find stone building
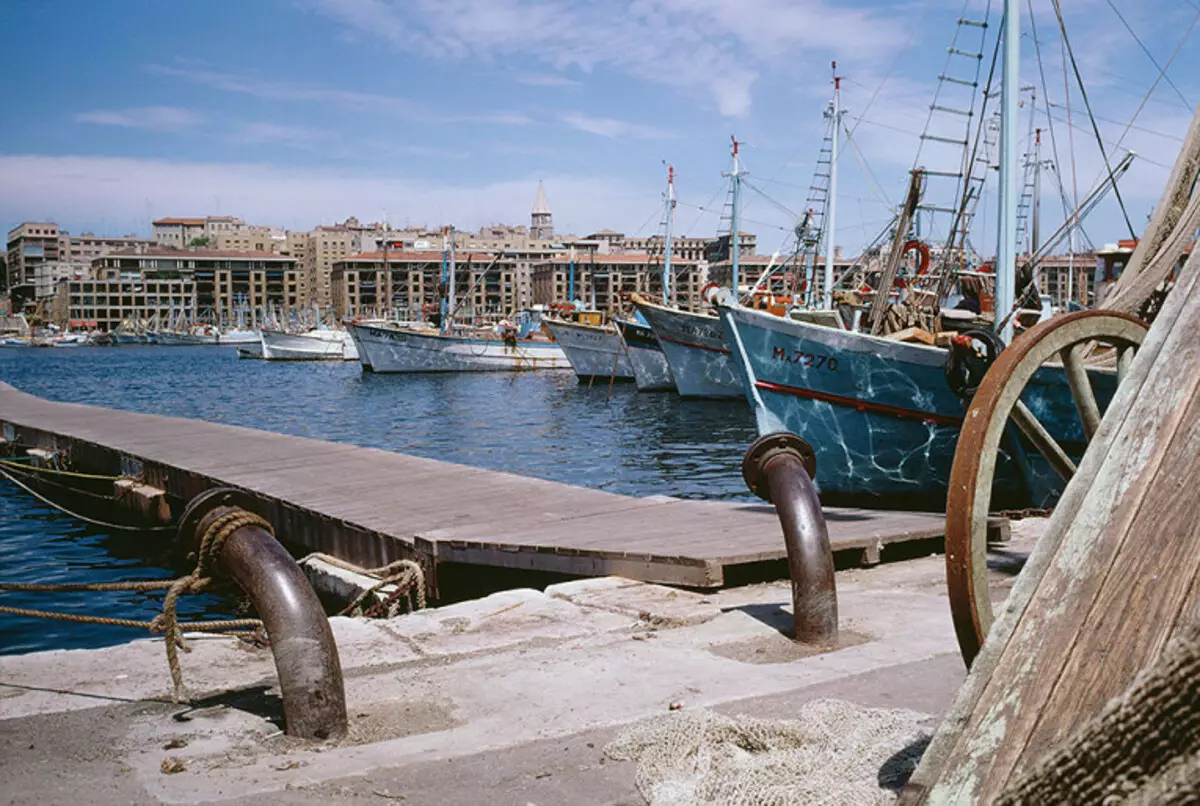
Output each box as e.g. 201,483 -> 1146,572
331,250 -> 522,321
91,249 -> 300,328
530,181 -> 553,240
531,253 -> 706,314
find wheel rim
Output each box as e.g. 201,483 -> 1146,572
946,310 -> 1147,667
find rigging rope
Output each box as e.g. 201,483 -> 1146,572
0,465 -> 176,533
1051,0 -> 1137,239
1103,0 -> 1192,109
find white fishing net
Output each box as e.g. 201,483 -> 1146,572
605,698 -> 931,806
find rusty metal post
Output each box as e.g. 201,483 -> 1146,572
177,488 -> 348,740
742,432 -> 838,645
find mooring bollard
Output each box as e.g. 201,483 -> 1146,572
177,488 -> 348,740
741,432 -> 838,645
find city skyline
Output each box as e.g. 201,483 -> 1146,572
2,0 -> 1198,256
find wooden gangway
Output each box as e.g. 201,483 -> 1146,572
0,382 -> 957,595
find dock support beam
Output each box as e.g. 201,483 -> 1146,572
178,488 -> 348,740
742,433 -> 838,645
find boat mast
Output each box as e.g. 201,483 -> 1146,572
662,164 -> 676,305
1032,127 -> 1042,257
569,244 -> 576,303
996,0 -> 1019,342
440,227 -> 449,329
726,137 -> 743,299
823,61 -> 841,310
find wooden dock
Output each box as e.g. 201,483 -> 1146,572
0,382 -> 960,595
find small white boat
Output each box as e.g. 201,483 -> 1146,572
260,328 -> 354,361
157,327 -> 220,346
542,318 -> 634,382
219,328 -> 261,345
349,322 -> 569,373
1,337 -> 31,348
54,333 -> 88,348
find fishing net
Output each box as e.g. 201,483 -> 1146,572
605,698 -> 931,806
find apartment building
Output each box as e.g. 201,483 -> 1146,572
707,252 -> 856,298
93,249 -> 300,327
331,250 -> 519,321
63,276 -> 196,332
7,223 -> 64,305
152,216 -> 247,247
68,232 -> 157,262
531,253 -> 706,314
304,217 -> 384,309
214,226 -> 288,254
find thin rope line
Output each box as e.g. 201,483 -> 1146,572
1103,0 -> 1191,109
0,467 -> 176,533
1052,0 -> 1137,239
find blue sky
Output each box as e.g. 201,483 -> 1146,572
2,0 -> 1197,256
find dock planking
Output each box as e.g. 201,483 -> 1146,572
1,381 -> 954,595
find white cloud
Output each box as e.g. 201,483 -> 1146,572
75,106 -> 201,132
230,122 -> 330,147
147,64 -> 534,126
0,154 -> 665,238
301,0 -> 901,117
562,113 -> 674,141
516,73 -> 581,88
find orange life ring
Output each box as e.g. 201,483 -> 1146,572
903,239 -> 931,275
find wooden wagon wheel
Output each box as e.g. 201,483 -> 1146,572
946,310 -> 1148,667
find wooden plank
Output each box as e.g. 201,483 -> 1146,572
906,252 -> 1200,803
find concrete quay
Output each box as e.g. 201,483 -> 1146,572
0,523 -> 1041,804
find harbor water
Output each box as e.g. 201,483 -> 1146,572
0,346 -> 757,653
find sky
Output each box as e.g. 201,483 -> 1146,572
2,0 -> 1198,257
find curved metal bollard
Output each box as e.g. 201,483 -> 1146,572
177,488 -> 348,740
742,432 -> 838,645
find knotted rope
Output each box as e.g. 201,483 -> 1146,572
302,553 -> 426,618
151,510 -> 274,702
0,510 -> 273,703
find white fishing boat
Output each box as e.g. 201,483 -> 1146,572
615,318 -> 674,391
1,337 -> 32,348
237,342 -> 264,359
636,145 -> 749,399
349,322 -> 568,373
157,328 -> 220,346
260,328 -> 355,361
220,328 -> 261,345
542,317 -> 634,382
349,228 -> 568,373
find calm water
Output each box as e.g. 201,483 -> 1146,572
0,346 -> 757,654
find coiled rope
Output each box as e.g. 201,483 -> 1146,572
301,552 -> 426,618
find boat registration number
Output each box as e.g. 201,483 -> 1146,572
383,332 -> 407,342
772,346 -> 838,371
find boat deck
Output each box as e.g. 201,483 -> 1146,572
0,382 -> 966,595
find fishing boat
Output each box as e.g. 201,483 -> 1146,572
615,317 -> 673,391
220,328 -> 261,345
157,328 -> 220,346
718,8 -> 1127,508
348,228 -> 569,373
260,328 -> 355,361
542,314 -> 634,383
1,337 -> 31,348
635,145 -> 749,399
350,321 -> 568,373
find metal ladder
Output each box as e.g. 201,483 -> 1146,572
911,8 -> 993,254
796,113 -> 836,304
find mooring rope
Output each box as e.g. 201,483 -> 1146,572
0,510 -> 274,703
301,552 -> 426,617
0,464 -> 176,533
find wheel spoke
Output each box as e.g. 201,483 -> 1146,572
1061,343 -> 1102,441
1010,400 -> 1077,482
1117,345 -> 1136,385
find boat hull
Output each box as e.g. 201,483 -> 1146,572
634,300 -> 742,398
615,319 -> 674,391
260,329 -> 348,361
719,304 -> 1109,509
157,331 -> 219,346
349,323 -> 571,373
543,320 -> 634,381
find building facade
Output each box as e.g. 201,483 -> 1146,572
331,250 -> 520,321
152,216 -> 248,248
531,253 -> 706,314
7,223 -> 64,305
62,277 -> 196,332
94,249 -> 300,328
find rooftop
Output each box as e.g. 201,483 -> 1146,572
338,250 -> 505,263
105,248 -> 296,260
152,217 -> 206,226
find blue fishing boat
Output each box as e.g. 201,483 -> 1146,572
615,317 -> 673,391
718,304 -> 1112,508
